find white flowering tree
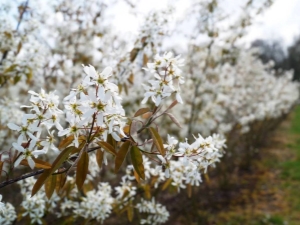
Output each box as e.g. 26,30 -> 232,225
0,0 -> 298,224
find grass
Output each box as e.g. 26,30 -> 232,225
278,106 -> 300,224
203,105 -> 300,225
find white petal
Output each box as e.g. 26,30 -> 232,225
12,143 -> 25,152
111,132 -> 120,141
27,157 -> 35,169
58,128 -> 70,136
14,155 -> 25,168
7,123 -> 20,131
176,93 -> 183,104
101,67 -> 112,77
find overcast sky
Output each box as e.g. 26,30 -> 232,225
109,0 -> 300,47
3,0 -> 300,47
245,0 -> 300,46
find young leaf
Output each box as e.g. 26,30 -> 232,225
165,112 -> 182,128
44,174 -> 57,199
133,169 -> 141,183
76,151 -> 89,190
130,48 -> 139,62
162,178 -> 172,191
130,146 -> 145,180
165,100 -> 178,112
98,141 -> 117,156
58,135 -> 74,150
149,127 -> 165,156
134,108 -> 150,117
31,169 -> 52,197
55,174 -> 67,194
20,158 -> 51,169
127,205 -> 134,222
0,161 -> 3,176
115,141 -> 131,173
96,149 -> 104,169
107,134 -> 116,149
51,146 -> 76,174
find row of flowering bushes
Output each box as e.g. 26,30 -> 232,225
0,0 -> 299,224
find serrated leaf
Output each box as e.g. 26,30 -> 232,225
58,135 -> 74,150
20,158 -> 51,169
31,169 -> 51,197
130,146 -> 145,180
149,127 -> 165,156
96,149 -> 104,169
98,141 -> 117,156
127,206 -> 134,222
115,141 -> 131,173
76,151 -> 89,190
51,146 -> 75,174
134,107 -> 150,117
45,174 -> 56,199
165,112 -> 182,128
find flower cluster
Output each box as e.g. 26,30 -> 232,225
73,183 -> 114,223
154,134 -> 226,191
180,47 -> 300,137
137,198 -> 169,225
8,89 -> 63,169
142,52 -> 185,106
0,194 -> 16,225
59,65 -> 126,146
17,177 -> 60,224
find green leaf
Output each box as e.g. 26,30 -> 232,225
134,107 -> 150,117
31,169 -> 51,197
149,127 -> 165,156
115,141 -> 131,173
76,151 -> 89,190
58,135 -> 74,150
44,174 -> 57,199
130,146 -> 145,180
98,141 -> 117,156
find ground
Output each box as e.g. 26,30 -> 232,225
168,106 -> 300,225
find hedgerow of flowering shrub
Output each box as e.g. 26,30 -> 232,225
0,0 -> 299,224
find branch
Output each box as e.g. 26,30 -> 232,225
0,169 -> 43,189
0,146 -> 102,189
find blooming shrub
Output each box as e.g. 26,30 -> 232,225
0,0 -> 298,224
